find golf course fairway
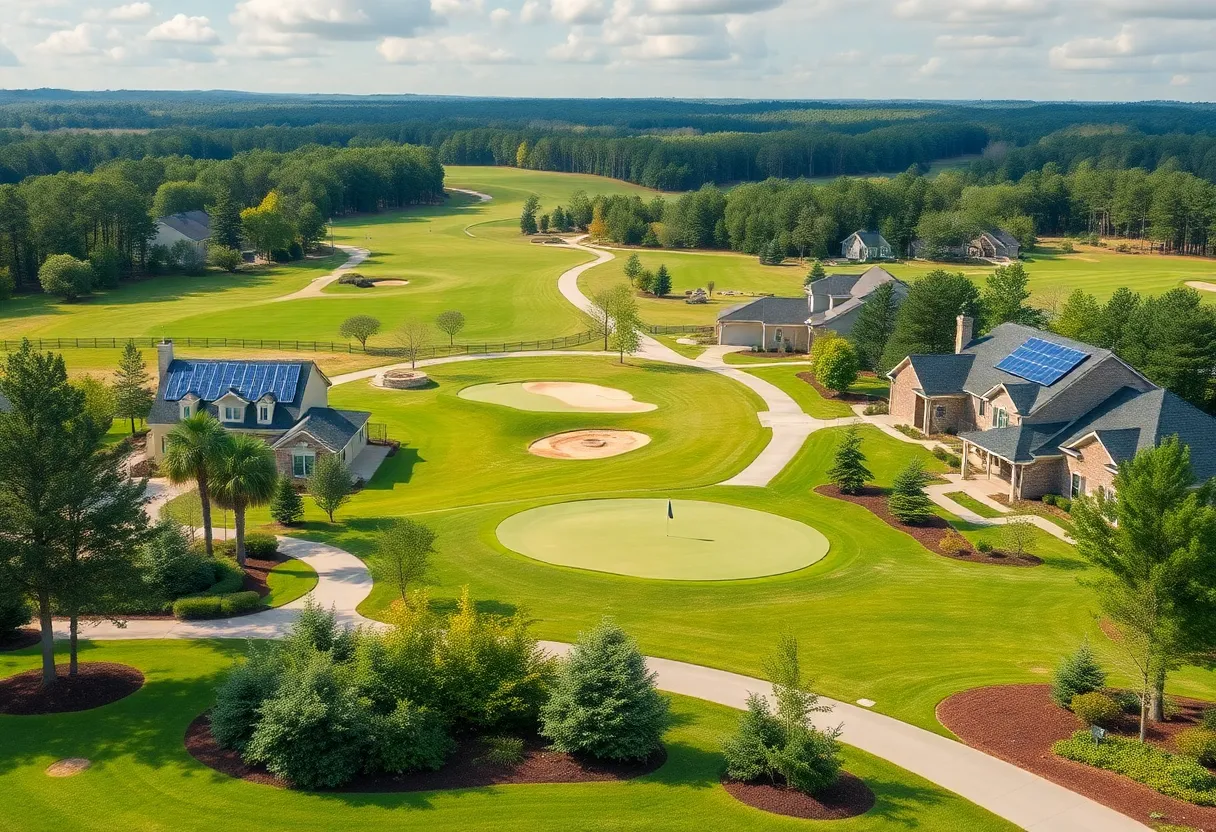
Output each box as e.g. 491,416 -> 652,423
496,498 -> 830,580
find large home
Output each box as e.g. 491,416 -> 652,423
910,228 -> 1021,262
147,340 -> 381,482
153,210 -> 211,255
716,266 -> 906,352
887,318 -> 1216,501
840,230 -> 893,262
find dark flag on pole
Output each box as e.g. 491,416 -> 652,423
667,500 -> 674,519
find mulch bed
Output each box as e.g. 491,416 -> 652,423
815,484 -> 1041,567
240,552 -> 288,598
185,713 -> 667,792
938,683 -> 1216,829
722,772 -> 875,820
797,372 -> 877,404
0,627 -> 41,652
0,662 -> 145,715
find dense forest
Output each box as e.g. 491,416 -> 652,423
0,143 -> 443,290
552,163 -> 1216,259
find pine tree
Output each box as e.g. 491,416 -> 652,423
851,282 -> 900,371
888,459 -> 933,524
804,259 -> 826,285
623,253 -> 643,285
826,426 -> 871,495
112,339 -> 153,436
1051,641 -> 1107,708
652,264 -> 672,296
209,190 -> 244,250
519,195 -> 540,235
270,477 -> 304,526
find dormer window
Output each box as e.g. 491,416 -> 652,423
258,404 -> 271,423
222,405 -> 243,422
180,403 -> 192,419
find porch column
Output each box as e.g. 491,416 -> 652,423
985,452 -> 992,479
922,397 -> 931,435
1009,464 -> 1018,501
960,440 -> 969,479
761,323 -> 766,350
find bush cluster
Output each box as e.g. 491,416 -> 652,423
1071,692 -> 1121,727
975,539 -> 993,554
212,592 -> 561,788
0,584 -> 32,635
1051,641 -> 1106,708
938,529 -> 970,556
1041,493 -> 1072,512
1203,708 -> 1216,731
242,532 -> 279,561
1176,728 -> 1216,766
173,591 -> 264,620
338,272 -> 375,288
862,402 -> 888,416
1053,730 -> 1216,806
931,446 -> 961,468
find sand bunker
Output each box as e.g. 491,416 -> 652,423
374,279 -> 409,286
46,759 -> 91,777
522,382 -> 657,412
529,429 -> 651,460
1186,280 -> 1216,293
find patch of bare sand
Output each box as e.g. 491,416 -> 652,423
522,382 -> 657,412
528,430 -> 651,460
1185,280 -> 1216,293
46,758 -> 91,777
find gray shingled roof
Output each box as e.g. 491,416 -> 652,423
906,354 -> 974,396
847,230 -> 886,248
717,296 -> 810,325
278,407 -> 371,452
958,422 -> 1070,463
990,229 -> 1020,250
157,210 -> 211,242
808,267 -> 907,327
809,274 -> 860,296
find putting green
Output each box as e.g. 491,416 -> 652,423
458,381 -> 657,413
496,498 -> 829,580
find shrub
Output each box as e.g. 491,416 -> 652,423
1053,730 -> 1216,805
931,446 -> 961,468
207,558 -> 246,595
366,700 -> 453,775
478,735 -> 526,767
270,477 -> 305,526
812,338 -> 860,394
1055,496 -> 1072,513
863,401 -> 888,416
211,644 -> 283,752
141,519 -> 214,602
541,620 -> 670,762
772,723 -> 843,795
888,459 -> 933,525
1071,692 -> 1121,726
826,425 -> 871,495
0,584 -> 32,635
1112,689 -> 1142,715
976,539 -> 993,553
173,596 -> 223,620
245,651 -> 371,789
220,591 -> 263,617
243,532 -> 279,561
1203,708 -> 1216,731
938,529 -> 970,556
209,246 -> 243,272
39,253 -> 95,300
723,694 -> 785,782
1042,494 -> 1057,507
1176,728 -> 1216,766
1052,641 -> 1107,707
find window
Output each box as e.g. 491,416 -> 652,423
258,405 -> 270,422
994,407 -> 1009,429
292,452 -> 315,478
934,404 -> 945,419
1071,473 -> 1086,499
180,403 -> 191,419
978,399 -> 987,417
774,328 -> 783,343
223,405 -> 241,421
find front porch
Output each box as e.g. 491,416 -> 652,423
960,439 -> 1023,501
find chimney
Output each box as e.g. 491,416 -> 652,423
157,339 -> 174,381
955,315 -> 974,354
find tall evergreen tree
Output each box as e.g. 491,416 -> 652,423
827,426 -> 871,495
652,264 -> 672,297
850,282 -> 900,371
112,339 -> 153,436
981,263 -> 1045,331
520,194 -> 540,235
804,259 -> 826,286
881,270 -> 981,369
208,189 -> 244,250
888,459 -> 933,525
1120,287 -> 1216,411
269,477 -> 304,526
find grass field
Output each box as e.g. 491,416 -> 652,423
0,640 -> 1016,832
944,492 -> 1003,519
264,559 -> 319,607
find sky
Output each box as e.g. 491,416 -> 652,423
1,0 -> 1215,100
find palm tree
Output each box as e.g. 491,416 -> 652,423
162,413 -> 229,556
211,434 -> 279,567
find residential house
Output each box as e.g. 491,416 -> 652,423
910,228 -> 1021,262
886,318 -> 1216,501
153,210 -> 211,256
147,340 -> 383,482
840,230 -> 893,262
716,266 -> 906,352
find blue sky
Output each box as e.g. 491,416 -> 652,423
2,0 -> 1214,100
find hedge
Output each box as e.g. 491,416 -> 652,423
207,559 -> 246,595
1053,730 -> 1216,805
221,591 -> 263,617
174,591 -> 265,620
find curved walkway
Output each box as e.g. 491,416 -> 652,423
268,245 -> 370,303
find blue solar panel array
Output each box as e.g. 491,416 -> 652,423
164,361 -> 301,403
994,337 -> 1089,387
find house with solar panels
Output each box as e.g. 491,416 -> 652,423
147,340 -> 382,482
886,317 -> 1216,502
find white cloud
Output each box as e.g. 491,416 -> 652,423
378,33 -> 516,63
894,0 -> 1057,23
147,15 -> 219,44
622,32 -> 730,60
490,6 -> 512,25
934,33 -> 1030,49
644,0 -> 783,13
231,0 -> 434,42
1104,0 -> 1216,19
1048,22 -> 1214,72
106,3 -> 154,22
17,13 -> 74,30
520,0 -> 548,21
918,55 -> 943,75
1170,73 -> 1191,85
430,0 -> 485,15
547,30 -> 606,61
34,24 -> 100,56
549,0 -> 608,24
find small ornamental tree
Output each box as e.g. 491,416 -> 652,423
813,338 -> 859,393
338,315 -> 381,350
540,620 -> 670,762
636,269 -> 655,294
39,254 -> 95,301
888,459 -> 933,524
435,310 -> 466,346
373,518 -> 436,603
827,426 -> 871,495
269,477 -> 304,526
610,296 -> 643,364
805,259 -> 826,286
112,340 -> 153,436
623,253 -> 643,286
396,319 -> 431,369
1051,641 -> 1107,708
209,245 -> 243,273
308,454 -> 353,523
1000,515 -> 1037,559
706,279 -> 715,298
652,264 -> 672,297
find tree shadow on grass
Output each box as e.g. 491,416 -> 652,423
361,446 -> 421,490
860,775 -> 953,827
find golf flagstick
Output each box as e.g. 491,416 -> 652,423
666,499 -> 673,537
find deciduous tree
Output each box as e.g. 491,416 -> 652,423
374,518 -> 436,603
435,310 -> 466,346
339,315 -> 381,349
308,455 -> 353,523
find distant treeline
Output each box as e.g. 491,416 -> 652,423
555,163 -> 1216,259
0,143 -> 443,290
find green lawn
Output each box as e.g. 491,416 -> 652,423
0,640 -> 1016,832
944,492 -> 1003,519
740,365 -> 853,418
264,559 -> 319,607
721,351 -> 810,365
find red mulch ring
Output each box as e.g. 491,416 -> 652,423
240,554 -> 287,598
0,628 -> 40,652
723,772 -> 875,820
797,372 -> 878,404
938,683 -> 1216,829
185,713 -> 667,792
0,662 -> 144,715
816,484 -> 1043,567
